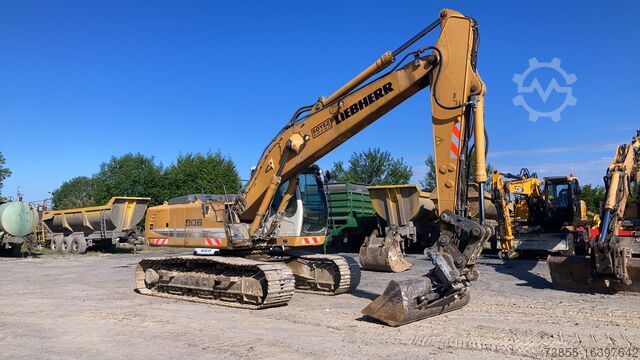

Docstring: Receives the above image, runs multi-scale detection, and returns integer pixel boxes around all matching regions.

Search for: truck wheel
[70,236,87,254]
[60,237,73,254]
[51,235,63,252]
[77,237,88,254]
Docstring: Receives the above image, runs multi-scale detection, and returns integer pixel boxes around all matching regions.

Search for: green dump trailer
[325,182,377,252]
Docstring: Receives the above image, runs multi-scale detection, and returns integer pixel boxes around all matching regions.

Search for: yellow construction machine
[136,8,494,327]
[549,131,640,293]
[491,169,590,259]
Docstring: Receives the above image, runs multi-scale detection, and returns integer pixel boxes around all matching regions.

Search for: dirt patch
[0,253,638,359]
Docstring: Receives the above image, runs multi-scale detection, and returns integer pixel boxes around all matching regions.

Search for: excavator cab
[270,165,328,237]
[543,176,585,230]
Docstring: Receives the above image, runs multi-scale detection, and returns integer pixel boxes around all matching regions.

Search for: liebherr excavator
[549,131,640,293]
[136,8,493,327]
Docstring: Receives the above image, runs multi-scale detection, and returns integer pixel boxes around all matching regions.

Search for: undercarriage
[135,252,360,309]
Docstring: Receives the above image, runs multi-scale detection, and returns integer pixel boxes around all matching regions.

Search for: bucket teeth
[361,278,470,327]
[358,232,412,272]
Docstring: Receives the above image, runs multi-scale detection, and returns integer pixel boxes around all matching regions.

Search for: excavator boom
[238,9,487,233]
[239,9,493,326]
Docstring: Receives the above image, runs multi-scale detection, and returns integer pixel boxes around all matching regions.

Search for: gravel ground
[0,251,639,360]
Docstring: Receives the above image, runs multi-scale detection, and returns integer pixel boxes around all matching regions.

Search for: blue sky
[1,1,639,202]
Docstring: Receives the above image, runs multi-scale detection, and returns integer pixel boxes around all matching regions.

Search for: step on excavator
[136,8,494,327]
[548,131,640,293]
[492,169,591,259]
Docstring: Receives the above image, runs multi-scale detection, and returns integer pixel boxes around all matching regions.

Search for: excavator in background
[549,131,640,293]
[491,169,590,259]
[492,168,541,258]
[136,8,493,327]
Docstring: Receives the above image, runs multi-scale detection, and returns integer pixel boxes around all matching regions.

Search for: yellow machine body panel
[145,200,326,248]
[145,201,229,248]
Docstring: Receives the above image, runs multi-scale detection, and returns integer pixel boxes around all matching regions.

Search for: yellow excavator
[549,131,640,293]
[492,169,590,258]
[136,8,493,327]
[491,168,542,257]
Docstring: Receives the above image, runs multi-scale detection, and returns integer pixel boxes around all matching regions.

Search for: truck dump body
[359,183,497,272]
[368,183,496,249]
[42,197,150,253]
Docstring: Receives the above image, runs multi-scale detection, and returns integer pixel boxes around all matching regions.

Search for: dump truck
[324,182,377,252]
[0,200,39,256]
[42,197,150,254]
[359,183,496,272]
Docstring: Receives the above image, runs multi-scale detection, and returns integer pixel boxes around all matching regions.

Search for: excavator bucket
[626,258,640,292]
[361,278,470,326]
[548,255,640,293]
[547,255,594,292]
[358,231,412,272]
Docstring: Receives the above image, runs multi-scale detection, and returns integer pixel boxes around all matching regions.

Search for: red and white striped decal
[205,237,223,247]
[450,121,461,159]
[302,237,320,245]
[151,238,168,246]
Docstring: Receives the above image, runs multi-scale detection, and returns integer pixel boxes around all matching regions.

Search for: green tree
[329,148,412,185]
[51,176,96,210]
[420,150,494,192]
[163,151,241,200]
[0,152,11,202]
[579,183,606,213]
[631,183,639,205]
[420,155,437,191]
[92,153,164,205]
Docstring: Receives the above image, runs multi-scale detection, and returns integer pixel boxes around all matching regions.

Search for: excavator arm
[227,9,493,326]
[135,9,497,322]
[238,9,487,236]
[593,131,640,286]
[491,169,542,257]
[549,131,640,293]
